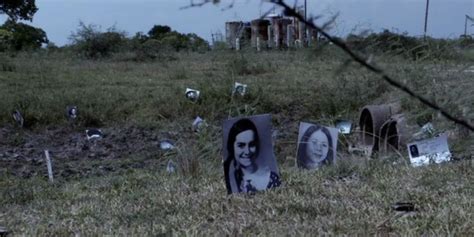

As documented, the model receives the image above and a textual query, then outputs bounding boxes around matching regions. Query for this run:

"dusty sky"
[1,0,473,45]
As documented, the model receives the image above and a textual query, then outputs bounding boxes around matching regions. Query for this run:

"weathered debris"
[0,226,9,237]
[192,116,205,132]
[379,114,408,153]
[359,103,401,152]
[160,140,175,151]
[12,110,24,127]
[166,160,176,173]
[391,202,415,212]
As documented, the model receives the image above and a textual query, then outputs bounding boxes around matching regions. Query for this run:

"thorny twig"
[187,0,474,131]
[271,0,474,131]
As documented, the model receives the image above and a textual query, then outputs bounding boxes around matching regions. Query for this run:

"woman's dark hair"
[297,125,334,169]
[224,118,260,194]
[226,118,260,161]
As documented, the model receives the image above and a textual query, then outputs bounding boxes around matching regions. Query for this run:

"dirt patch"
[0,125,180,179]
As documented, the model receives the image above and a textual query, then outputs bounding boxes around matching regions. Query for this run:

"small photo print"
[296,122,339,169]
[223,114,281,194]
[233,82,247,96]
[185,88,200,102]
[407,134,451,167]
[335,119,352,134]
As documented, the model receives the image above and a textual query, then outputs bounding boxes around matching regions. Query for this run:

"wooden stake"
[44,150,54,183]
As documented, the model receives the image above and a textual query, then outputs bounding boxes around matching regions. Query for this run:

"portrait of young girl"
[296,122,339,170]
[223,114,281,194]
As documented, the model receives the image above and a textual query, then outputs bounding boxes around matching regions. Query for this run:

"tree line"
[0,0,209,59]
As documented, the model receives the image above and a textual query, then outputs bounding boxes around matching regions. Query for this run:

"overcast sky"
[1,0,473,46]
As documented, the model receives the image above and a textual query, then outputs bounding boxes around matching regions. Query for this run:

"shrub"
[69,22,127,59]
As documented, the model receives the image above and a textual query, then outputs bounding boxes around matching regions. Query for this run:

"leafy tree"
[185,33,209,51]
[145,25,209,52]
[0,28,13,51]
[0,0,38,21]
[0,19,48,50]
[148,25,171,39]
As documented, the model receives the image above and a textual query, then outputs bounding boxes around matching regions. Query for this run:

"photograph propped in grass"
[192,116,205,132]
[335,119,352,134]
[185,88,200,102]
[407,134,451,167]
[223,114,281,194]
[66,105,78,120]
[297,122,339,169]
[233,82,247,96]
[12,110,24,127]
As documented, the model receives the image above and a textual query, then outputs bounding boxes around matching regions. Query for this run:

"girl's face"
[234,129,257,168]
[306,130,329,163]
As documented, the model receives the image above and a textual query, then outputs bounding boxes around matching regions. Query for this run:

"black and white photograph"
[185,88,200,102]
[296,122,339,169]
[233,82,247,96]
[407,134,451,167]
[223,114,281,194]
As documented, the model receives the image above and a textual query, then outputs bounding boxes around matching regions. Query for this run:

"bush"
[146,24,209,52]
[69,22,127,59]
[346,29,464,60]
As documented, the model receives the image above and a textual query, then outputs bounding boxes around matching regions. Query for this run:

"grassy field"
[0,48,473,235]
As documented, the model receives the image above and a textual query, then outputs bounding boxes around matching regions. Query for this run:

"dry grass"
[0,49,473,235]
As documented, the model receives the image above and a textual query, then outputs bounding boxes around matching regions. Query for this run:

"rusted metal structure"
[225,13,316,50]
[271,18,293,48]
[250,19,270,48]
[225,21,243,48]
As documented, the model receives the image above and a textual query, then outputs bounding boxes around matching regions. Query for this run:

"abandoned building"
[225,13,318,50]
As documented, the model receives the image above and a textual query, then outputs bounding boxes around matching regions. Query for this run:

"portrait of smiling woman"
[297,122,339,169]
[223,115,281,194]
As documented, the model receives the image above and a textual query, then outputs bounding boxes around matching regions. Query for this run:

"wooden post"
[256,37,261,52]
[267,26,273,48]
[235,38,240,51]
[44,150,54,183]
[287,25,293,47]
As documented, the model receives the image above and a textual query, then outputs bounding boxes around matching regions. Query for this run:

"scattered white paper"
[192,116,205,132]
[86,129,103,140]
[160,140,175,151]
[166,160,176,173]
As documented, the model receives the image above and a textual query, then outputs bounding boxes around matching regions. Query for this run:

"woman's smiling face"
[306,130,329,163]
[234,129,257,168]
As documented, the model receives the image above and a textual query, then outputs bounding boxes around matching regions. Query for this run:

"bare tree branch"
[186,0,474,131]
[273,0,473,131]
